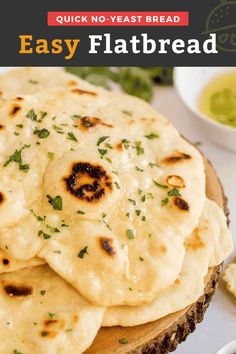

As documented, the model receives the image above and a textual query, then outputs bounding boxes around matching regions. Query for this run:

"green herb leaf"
[114,182,121,189]
[47,152,55,160]
[126,229,135,239]
[38,230,51,240]
[161,197,169,206]
[167,188,181,197]
[26,109,37,121]
[98,148,108,157]
[46,195,63,211]
[97,136,109,146]
[34,128,50,139]
[145,132,159,140]
[121,139,130,149]
[134,141,144,155]
[119,338,129,344]
[153,179,168,189]
[48,313,56,318]
[128,198,136,206]
[40,290,46,296]
[78,246,89,259]
[67,132,78,142]
[139,256,144,261]
[28,79,38,84]
[77,210,85,215]
[3,146,30,172]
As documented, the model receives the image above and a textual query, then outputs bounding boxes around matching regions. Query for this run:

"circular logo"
[204,0,236,52]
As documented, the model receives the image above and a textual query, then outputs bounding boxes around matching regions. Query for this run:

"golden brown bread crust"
[85,157,229,354]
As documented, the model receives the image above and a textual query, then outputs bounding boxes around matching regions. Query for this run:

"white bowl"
[216,339,236,354]
[174,67,236,152]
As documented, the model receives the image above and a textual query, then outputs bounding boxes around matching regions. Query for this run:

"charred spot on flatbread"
[71,88,97,96]
[162,151,191,165]
[2,258,10,266]
[9,104,22,117]
[15,96,24,101]
[99,237,116,257]
[64,162,113,203]
[4,283,33,296]
[0,124,5,130]
[0,192,5,204]
[174,197,190,212]
[167,175,185,188]
[76,116,113,131]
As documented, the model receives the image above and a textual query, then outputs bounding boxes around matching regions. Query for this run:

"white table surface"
[152,86,236,354]
[0,68,235,354]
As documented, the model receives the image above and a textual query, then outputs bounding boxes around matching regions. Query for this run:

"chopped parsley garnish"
[126,229,135,239]
[122,110,132,116]
[77,210,85,215]
[39,111,48,120]
[14,132,19,136]
[30,210,45,221]
[114,182,121,189]
[26,109,37,121]
[149,162,159,168]
[46,195,63,211]
[105,157,112,164]
[48,313,56,318]
[153,180,168,189]
[135,166,144,172]
[102,213,112,230]
[65,328,73,332]
[97,136,109,146]
[139,256,144,261]
[28,79,38,84]
[53,125,64,134]
[145,132,159,140]
[135,210,141,216]
[4,145,30,172]
[128,198,136,206]
[47,152,55,160]
[67,132,78,142]
[161,197,169,206]
[119,338,129,344]
[53,250,62,254]
[33,128,50,139]
[134,141,144,155]
[167,188,181,197]
[38,230,51,240]
[98,148,108,157]
[40,290,46,296]
[46,224,60,233]
[16,124,23,128]
[78,246,89,259]
[121,139,131,149]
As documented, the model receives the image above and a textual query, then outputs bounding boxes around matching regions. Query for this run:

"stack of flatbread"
[0,68,233,353]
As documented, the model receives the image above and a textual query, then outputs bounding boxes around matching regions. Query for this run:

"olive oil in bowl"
[199,71,236,128]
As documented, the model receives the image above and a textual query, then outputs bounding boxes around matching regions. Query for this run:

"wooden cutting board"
[85,156,226,354]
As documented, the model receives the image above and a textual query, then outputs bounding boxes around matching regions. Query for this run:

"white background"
[0,68,235,354]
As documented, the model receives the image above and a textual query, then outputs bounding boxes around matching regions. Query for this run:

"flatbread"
[0,249,44,274]
[0,73,206,306]
[102,199,232,326]
[0,67,104,99]
[0,265,104,354]
[223,263,236,298]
